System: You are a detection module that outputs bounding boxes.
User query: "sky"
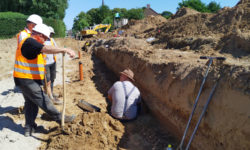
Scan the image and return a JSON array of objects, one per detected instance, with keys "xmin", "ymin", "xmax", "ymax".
[{"xmin": 63, "ymin": 0, "xmax": 240, "ymax": 30}]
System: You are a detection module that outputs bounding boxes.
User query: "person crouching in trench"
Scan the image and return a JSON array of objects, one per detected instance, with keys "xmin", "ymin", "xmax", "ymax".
[{"xmin": 107, "ymin": 68, "xmax": 141, "ymax": 122}]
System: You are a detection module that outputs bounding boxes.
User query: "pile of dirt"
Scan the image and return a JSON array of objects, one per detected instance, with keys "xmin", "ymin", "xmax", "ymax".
[
  {"xmin": 120, "ymin": 0, "xmax": 250, "ymax": 58},
  {"xmin": 171, "ymin": 7, "xmax": 200, "ymax": 19},
  {"xmin": 121, "ymin": 15, "xmax": 167, "ymax": 37},
  {"xmin": 46, "ymin": 112, "xmax": 124, "ymax": 150}
]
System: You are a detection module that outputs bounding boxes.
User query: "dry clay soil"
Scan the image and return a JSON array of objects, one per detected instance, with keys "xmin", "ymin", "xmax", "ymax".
[
  {"xmin": 0, "ymin": 38, "xmax": 177, "ymax": 150},
  {"xmin": 1, "ymin": 1, "xmax": 250, "ymax": 150}
]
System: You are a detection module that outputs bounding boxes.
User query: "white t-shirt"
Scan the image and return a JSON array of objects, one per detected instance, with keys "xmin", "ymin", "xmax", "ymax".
[
  {"xmin": 108, "ymin": 81, "xmax": 141, "ymax": 120},
  {"xmin": 18, "ymin": 28, "xmax": 31, "ymax": 43},
  {"xmin": 44, "ymin": 38, "xmax": 57, "ymax": 65}
]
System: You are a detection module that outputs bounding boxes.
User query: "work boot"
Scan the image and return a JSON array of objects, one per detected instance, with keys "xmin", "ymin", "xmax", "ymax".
[
  {"xmin": 24, "ymin": 126, "xmax": 32, "ymax": 137},
  {"xmin": 51, "ymin": 97, "xmax": 63, "ymax": 105},
  {"xmin": 31, "ymin": 123, "xmax": 47, "ymax": 134}
]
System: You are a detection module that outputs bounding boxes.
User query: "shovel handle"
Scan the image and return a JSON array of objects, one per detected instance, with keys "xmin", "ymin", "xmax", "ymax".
[
  {"xmin": 61, "ymin": 52, "xmax": 66, "ymax": 128},
  {"xmin": 200, "ymin": 56, "xmax": 226, "ymax": 60}
]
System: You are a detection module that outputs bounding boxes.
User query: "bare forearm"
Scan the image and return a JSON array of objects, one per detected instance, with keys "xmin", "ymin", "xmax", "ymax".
[
  {"xmin": 41, "ymin": 45, "xmax": 76, "ymax": 58},
  {"xmin": 41, "ymin": 45, "xmax": 66, "ymax": 54}
]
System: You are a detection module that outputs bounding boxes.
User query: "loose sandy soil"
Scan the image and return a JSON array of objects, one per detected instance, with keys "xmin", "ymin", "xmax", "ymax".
[{"xmin": 0, "ymin": 38, "xmax": 177, "ymax": 150}]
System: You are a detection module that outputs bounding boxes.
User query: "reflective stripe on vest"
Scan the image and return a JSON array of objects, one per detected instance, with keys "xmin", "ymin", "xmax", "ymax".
[{"xmin": 13, "ymin": 37, "xmax": 45, "ymax": 80}]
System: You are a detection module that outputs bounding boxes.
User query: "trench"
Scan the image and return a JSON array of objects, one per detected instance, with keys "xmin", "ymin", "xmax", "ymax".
[
  {"xmin": 90, "ymin": 54, "xmax": 178, "ymax": 149},
  {"xmin": 91, "ymin": 37, "xmax": 250, "ymax": 150},
  {"xmin": 44, "ymin": 37, "xmax": 250, "ymax": 150},
  {"xmin": 44, "ymin": 39, "xmax": 178, "ymax": 150}
]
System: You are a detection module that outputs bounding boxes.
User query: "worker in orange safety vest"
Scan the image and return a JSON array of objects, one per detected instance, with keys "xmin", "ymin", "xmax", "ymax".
[
  {"xmin": 16, "ymin": 14, "xmax": 43, "ymax": 45},
  {"xmin": 13, "ymin": 23, "xmax": 76, "ymax": 137}
]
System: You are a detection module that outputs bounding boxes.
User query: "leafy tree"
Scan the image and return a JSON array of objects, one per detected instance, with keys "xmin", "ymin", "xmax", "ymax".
[
  {"xmin": 112, "ymin": 8, "xmax": 128, "ymax": 18},
  {"xmin": 102, "ymin": 16, "xmax": 113, "ymax": 24},
  {"xmin": 126, "ymin": 8, "xmax": 144, "ymax": 20},
  {"xmin": 98, "ymin": 5, "xmax": 112, "ymax": 23},
  {"xmin": 178, "ymin": 0, "xmax": 221, "ymax": 13},
  {"xmin": 161, "ymin": 11, "xmax": 173, "ymax": 19},
  {"xmin": 72, "ymin": 12, "xmax": 90, "ymax": 34},
  {"xmin": 87, "ymin": 8, "xmax": 100, "ymax": 25},
  {"xmin": 178, "ymin": 0, "xmax": 206, "ymax": 12},
  {"xmin": 178, "ymin": 0, "xmax": 208, "ymax": 12},
  {"xmin": 73, "ymin": 6, "xmax": 144, "ymax": 33},
  {"xmin": 0, "ymin": 0, "xmax": 69, "ymax": 20},
  {"xmin": 207, "ymin": 1, "xmax": 221, "ymax": 13}
]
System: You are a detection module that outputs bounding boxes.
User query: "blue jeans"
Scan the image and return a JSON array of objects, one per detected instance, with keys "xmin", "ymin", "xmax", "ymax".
[
  {"xmin": 45, "ymin": 62, "xmax": 56, "ymax": 92},
  {"xmin": 17, "ymin": 79, "xmax": 61, "ymax": 127}
]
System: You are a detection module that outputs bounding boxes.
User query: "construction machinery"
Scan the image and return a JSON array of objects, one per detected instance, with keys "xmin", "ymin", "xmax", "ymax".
[{"xmin": 79, "ymin": 24, "xmax": 111, "ymax": 38}]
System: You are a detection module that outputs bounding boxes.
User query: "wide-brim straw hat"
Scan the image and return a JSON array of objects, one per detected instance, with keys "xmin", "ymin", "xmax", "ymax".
[{"xmin": 120, "ymin": 68, "xmax": 134, "ymax": 81}]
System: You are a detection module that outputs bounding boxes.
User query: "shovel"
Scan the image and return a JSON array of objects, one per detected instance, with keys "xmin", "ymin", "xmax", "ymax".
[
  {"xmin": 61, "ymin": 53, "xmax": 66, "ymax": 129},
  {"xmin": 77, "ymin": 99, "xmax": 101, "ymax": 112}
]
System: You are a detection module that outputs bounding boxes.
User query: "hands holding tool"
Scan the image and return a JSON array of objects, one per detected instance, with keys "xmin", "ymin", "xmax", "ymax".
[{"xmin": 63, "ymin": 48, "xmax": 75, "ymax": 58}]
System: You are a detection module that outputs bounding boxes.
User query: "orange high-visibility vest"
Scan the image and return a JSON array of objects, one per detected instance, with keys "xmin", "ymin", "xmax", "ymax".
[
  {"xmin": 50, "ymin": 38, "xmax": 56, "ymax": 61},
  {"xmin": 43, "ymin": 38, "xmax": 56, "ymax": 64},
  {"xmin": 13, "ymin": 37, "xmax": 45, "ymax": 80}
]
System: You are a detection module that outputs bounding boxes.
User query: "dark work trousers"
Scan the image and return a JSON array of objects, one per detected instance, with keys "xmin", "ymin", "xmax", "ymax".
[
  {"xmin": 45, "ymin": 62, "xmax": 56, "ymax": 93},
  {"xmin": 17, "ymin": 79, "xmax": 61, "ymax": 127}
]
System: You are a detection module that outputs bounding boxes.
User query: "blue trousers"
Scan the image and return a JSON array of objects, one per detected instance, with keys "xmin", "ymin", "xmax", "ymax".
[{"xmin": 45, "ymin": 62, "xmax": 56, "ymax": 92}]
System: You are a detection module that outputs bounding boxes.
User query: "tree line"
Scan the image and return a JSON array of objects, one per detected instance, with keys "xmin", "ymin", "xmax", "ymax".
[
  {"xmin": 0, "ymin": 0, "xmax": 68, "ymax": 20},
  {"xmin": 0, "ymin": 0, "xmax": 221, "ymax": 35},
  {"xmin": 73, "ymin": 0, "xmax": 221, "ymax": 34},
  {"xmin": 72, "ymin": 5, "xmax": 144, "ymax": 34},
  {"xmin": 178, "ymin": 0, "xmax": 221, "ymax": 13}
]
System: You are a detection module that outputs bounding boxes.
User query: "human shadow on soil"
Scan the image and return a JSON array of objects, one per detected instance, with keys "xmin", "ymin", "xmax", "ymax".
[
  {"xmin": 0, "ymin": 106, "xmax": 17, "ymax": 114},
  {"xmin": 0, "ymin": 115, "xmax": 58, "ymax": 141},
  {"xmin": 0, "ymin": 116, "xmax": 24, "ymax": 135},
  {"xmin": 90, "ymin": 54, "xmax": 178, "ymax": 149},
  {"xmin": 1, "ymin": 87, "xmax": 22, "ymax": 96}
]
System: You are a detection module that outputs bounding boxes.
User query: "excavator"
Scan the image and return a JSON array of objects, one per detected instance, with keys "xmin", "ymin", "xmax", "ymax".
[{"xmin": 80, "ymin": 24, "xmax": 111, "ymax": 38}]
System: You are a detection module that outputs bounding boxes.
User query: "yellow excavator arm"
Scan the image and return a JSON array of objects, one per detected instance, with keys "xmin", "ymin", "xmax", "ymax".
[
  {"xmin": 81, "ymin": 24, "xmax": 111, "ymax": 37},
  {"xmin": 104, "ymin": 24, "xmax": 111, "ymax": 33}
]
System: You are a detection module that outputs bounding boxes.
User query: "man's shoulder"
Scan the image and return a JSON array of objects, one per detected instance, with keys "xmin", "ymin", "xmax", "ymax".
[{"xmin": 113, "ymin": 81, "xmax": 122, "ymax": 86}]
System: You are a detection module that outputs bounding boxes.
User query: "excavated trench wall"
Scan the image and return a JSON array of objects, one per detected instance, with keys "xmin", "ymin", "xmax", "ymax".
[{"xmin": 93, "ymin": 38, "xmax": 250, "ymax": 150}]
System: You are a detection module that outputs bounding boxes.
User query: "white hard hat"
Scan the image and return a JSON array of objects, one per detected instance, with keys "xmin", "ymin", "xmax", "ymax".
[
  {"xmin": 27, "ymin": 14, "xmax": 43, "ymax": 25},
  {"xmin": 33, "ymin": 24, "xmax": 50, "ymax": 38},
  {"xmin": 48, "ymin": 26, "xmax": 55, "ymax": 34}
]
